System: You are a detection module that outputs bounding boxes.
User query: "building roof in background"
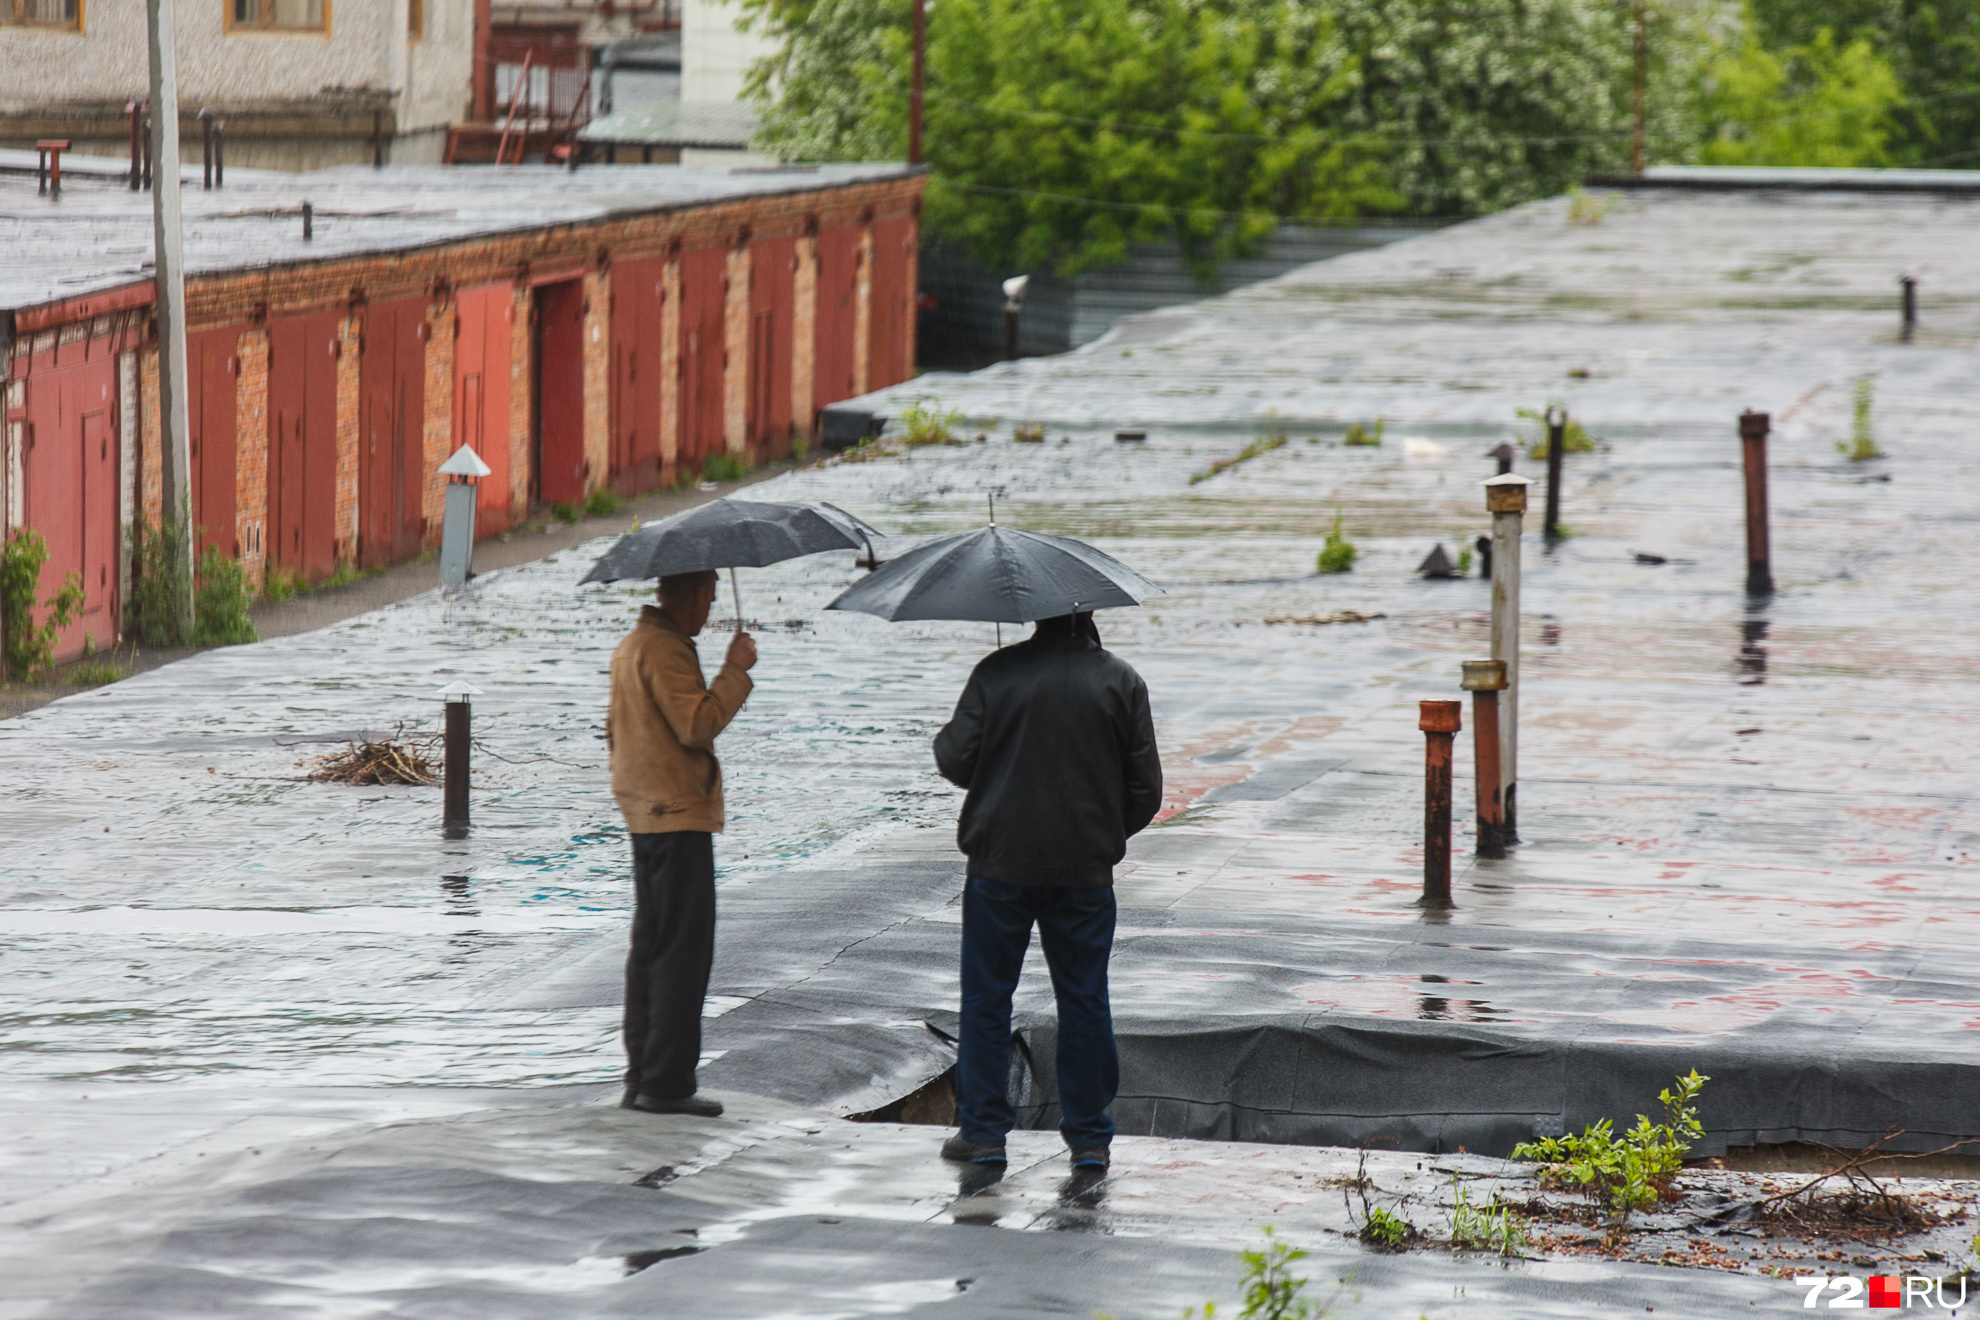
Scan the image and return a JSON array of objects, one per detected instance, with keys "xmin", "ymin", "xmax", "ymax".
[
  {"xmin": 1607, "ymin": 165, "xmax": 1980, "ymax": 194},
  {"xmin": 579, "ymin": 99, "xmax": 760, "ymax": 150},
  {"xmin": 0, "ymin": 153, "xmax": 913, "ymax": 316}
]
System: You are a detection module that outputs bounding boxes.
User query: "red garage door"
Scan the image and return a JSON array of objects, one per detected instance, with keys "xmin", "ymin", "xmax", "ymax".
[
  {"xmin": 16, "ymin": 330, "xmax": 120, "ymax": 660},
  {"xmin": 267, "ymin": 312, "xmax": 342, "ymax": 582}
]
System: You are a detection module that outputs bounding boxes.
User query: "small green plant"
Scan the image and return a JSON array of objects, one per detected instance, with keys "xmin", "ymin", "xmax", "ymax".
[
  {"xmin": 322, "ymin": 561, "xmax": 361, "ymax": 591},
  {"xmin": 1361, "ymin": 1206, "xmax": 1416, "ymax": 1249},
  {"xmin": 1171, "ymin": 1227, "xmax": 1331, "ymax": 1320},
  {"xmin": 2, "ymin": 527, "xmax": 85, "ymax": 680},
  {"xmin": 1456, "ymin": 544, "xmax": 1473, "ymax": 575},
  {"xmin": 193, "ymin": 546, "xmax": 259, "ymax": 645},
  {"xmin": 899, "ymin": 399, "xmax": 966, "ymax": 447},
  {"xmin": 1315, "ymin": 511, "xmax": 1357, "ymax": 574},
  {"xmin": 259, "ymin": 565, "xmax": 313, "ymax": 602},
  {"xmin": 1519, "ymin": 403, "xmax": 1597, "ymax": 459},
  {"xmin": 1191, "ymin": 432, "xmax": 1288, "ymax": 484},
  {"xmin": 1448, "ymin": 1176, "xmax": 1530, "ymax": 1256},
  {"xmin": 584, "ymin": 488, "xmax": 624, "ymax": 518},
  {"xmin": 790, "ymin": 431, "xmax": 809, "ymax": 460},
  {"xmin": 1566, "ymin": 185, "xmax": 1618, "ymax": 226},
  {"xmin": 1512, "ymin": 1070, "xmax": 1709, "ymax": 1224},
  {"xmin": 126, "ymin": 507, "xmax": 194, "ymax": 646},
  {"xmin": 549, "ymin": 502, "xmax": 582, "ymax": 525},
  {"xmin": 1838, "ymin": 377, "xmax": 1883, "ymax": 460},
  {"xmin": 1012, "ymin": 422, "xmax": 1045, "ymax": 443},
  {"xmin": 1342, "ymin": 419, "xmax": 1384, "ymax": 447},
  {"xmin": 67, "ymin": 657, "xmax": 127, "ymax": 686},
  {"xmin": 703, "ymin": 453, "xmax": 750, "ymax": 482}
]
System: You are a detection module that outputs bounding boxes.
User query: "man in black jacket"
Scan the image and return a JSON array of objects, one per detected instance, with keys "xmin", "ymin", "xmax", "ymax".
[{"xmin": 932, "ymin": 611, "xmax": 1163, "ymax": 1170}]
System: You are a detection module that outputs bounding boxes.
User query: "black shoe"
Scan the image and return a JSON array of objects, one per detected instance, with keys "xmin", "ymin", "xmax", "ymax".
[
  {"xmin": 1069, "ymin": 1146, "xmax": 1110, "ymax": 1170},
  {"xmin": 631, "ymin": 1092, "xmax": 724, "ymax": 1117},
  {"xmin": 940, "ymin": 1134, "xmax": 1008, "ymax": 1164}
]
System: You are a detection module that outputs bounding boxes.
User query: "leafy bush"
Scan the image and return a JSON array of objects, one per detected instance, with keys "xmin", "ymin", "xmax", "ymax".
[
  {"xmin": 2, "ymin": 528, "xmax": 85, "ymax": 680},
  {"xmin": 1342, "ymin": 419, "xmax": 1384, "ymax": 447},
  {"xmin": 899, "ymin": 399, "xmax": 966, "ymax": 446},
  {"xmin": 1838, "ymin": 377, "xmax": 1883, "ymax": 461},
  {"xmin": 127, "ymin": 509, "xmax": 193, "ymax": 647},
  {"xmin": 1700, "ymin": 26, "xmax": 1904, "ymax": 167},
  {"xmin": 1511, "ymin": 1070, "xmax": 1709, "ymax": 1223},
  {"xmin": 193, "ymin": 546, "xmax": 259, "ymax": 646},
  {"xmin": 1191, "ymin": 432, "xmax": 1288, "ymax": 484},
  {"xmin": 584, "ymin": 488, "xmax": 625, "ymax": 518},
  {"xmin": 1315, "ymin": 511, "xmax": 1357, "ymax": 574},
  {"xmin": 703, "ymin": 453, "xmax": 750, "ymax": 482}
]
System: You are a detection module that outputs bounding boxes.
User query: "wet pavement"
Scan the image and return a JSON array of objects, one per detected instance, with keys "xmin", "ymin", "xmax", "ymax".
[{"xmin": 4, "ymin": 184, "xmax": 1980, "ymax": 1315}]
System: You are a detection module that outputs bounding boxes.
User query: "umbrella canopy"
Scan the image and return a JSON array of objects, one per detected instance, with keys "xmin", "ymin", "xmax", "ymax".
[
  {"xmin": 825, "ymin": 526, "xmax": 1156, "ymax": 623},
  {"xmin": 580, "ymin": 498, "xmax": 876, "ymax": 584}
]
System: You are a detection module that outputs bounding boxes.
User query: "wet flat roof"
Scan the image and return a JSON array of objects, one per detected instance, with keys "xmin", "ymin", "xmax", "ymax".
[{"xmin": 0, "ymin": 152, "xmax": 918, "ymax": 317}]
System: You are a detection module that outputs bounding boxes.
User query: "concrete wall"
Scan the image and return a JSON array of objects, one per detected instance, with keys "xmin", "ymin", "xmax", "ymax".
[{"xmin": 0, "ymin": 0, "xmax": 473, "ymax": 136}]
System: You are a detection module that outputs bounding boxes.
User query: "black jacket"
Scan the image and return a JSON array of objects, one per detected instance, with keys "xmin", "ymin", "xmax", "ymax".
[{"xmin": 933, "ymin": 616, "xmax": 1163, "ymax": 887}]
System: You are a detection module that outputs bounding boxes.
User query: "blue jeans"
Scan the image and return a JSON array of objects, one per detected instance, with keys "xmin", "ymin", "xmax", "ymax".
[{"xmin": 956, "ymin": 877, "xmax": 1119, "ymax": 1148}]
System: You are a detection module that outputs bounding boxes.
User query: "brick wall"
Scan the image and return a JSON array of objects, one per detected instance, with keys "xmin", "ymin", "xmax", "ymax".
[
  {"xmin": 659, "ymin": 257, "xmax": 681, "ymax": 482},
  {"xmin": 581, "ymin": 269, "xmax": 610, "ymax": 497},
  {"xmin": 791, "ymin": 234, "xmax": 817, "ymax": 442},
  {"xmin": 421, "ymin": 298, "xmax": 455, "ymax": 544},
  {"xmin": 507, "ymin": 284, "xmax": 532, "ymax": 519},
  {"xmin": 853, "ymin": 225, "xmax": 874, "ymax": 397},
  {"xmin": 233, "ymin": 329, "xmax": 269, "ymax": 591},
  {"xmin": 723, "ymin": 244, "xmax": 751, "ymax": 457},
  {"xmin": 140, "ymin": 344, "xmax": 162, "ymax": 527},
  {"xmin": 901, "ymin": 215, "xmax": 920, "ymax": 384},
  {"xmin": 333, "ymin": 315, "xmax": 362, "ymax": 566}
]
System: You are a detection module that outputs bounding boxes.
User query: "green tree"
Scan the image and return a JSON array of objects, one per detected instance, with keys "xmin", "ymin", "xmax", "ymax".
[{"xmin": 1700, "ymin": 22, "xmax": 1906, "ymax": 166}]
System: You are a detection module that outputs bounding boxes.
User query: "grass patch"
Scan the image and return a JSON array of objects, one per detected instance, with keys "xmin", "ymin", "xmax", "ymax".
[
  {"xmin": 550, "ymin": 503, "xmax": 582, "ymax": 525},
  {"xmin": 703, "ymin": 453, "xmax": 749, "ymax": 482},
  {"xmin": 584, "ymin": 488, "xmax": 625, "ymax": 518},
  {"xmin": 1342, "ymin": 418, "xmax": 1384, "ymax": 447},
  {"xmin": 1012, "ymin": 423, "xmax": 1045, "ymax": 443},
  {"xmin": 899, "ymin": 400, "xmax": 966, "ymax": 447},
  {"xmin": 1315, "ymin": 511, "xmax": 1357, "ymax": 574},
  {"xmin": 1190, "ymin": 432, "xmax": 1288, "ymax": 484},
  {"xmin": 1449, "ymin": 1176, "xmax": 1531, "ymax": 1256},
  {"xmin": 260, "ymin": 565, "xmax": 313, "ymax": 602}
]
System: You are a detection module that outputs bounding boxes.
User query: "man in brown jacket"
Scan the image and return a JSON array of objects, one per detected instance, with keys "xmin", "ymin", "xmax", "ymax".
[{"xmin": 606, "ymin": 568, "xmax": 756, "ymax": 1117}]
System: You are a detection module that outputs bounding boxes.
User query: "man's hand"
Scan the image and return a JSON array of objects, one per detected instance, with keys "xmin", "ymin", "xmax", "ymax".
[{"xmin": 726, "ymin": 629, "xmax": 758, "ymax": 672}]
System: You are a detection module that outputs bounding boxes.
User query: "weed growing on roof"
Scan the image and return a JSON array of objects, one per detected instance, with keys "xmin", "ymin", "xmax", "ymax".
[
  {"xmin": 1315, "ymin": 511, "xmax": 1357, "ymax": 574},
  {"xmin": 899, "ymin": 400, "xmax": 966, "ymax": 446},
  {"xmin": 1566, "ymin": 186, "xmax": 1618, "ymax": 226},
  {"xmin": 2, "ymin": 528, "xmax": 83, "ymax": 680},
  {"xmin": 1190, "ymin": 432, "xmax": 1288, "ymax": 484},
  {"xmin": 585, "ymin": 488, "xmax": 625, "ymax": 518},
  {"xmin": 1342, "ymin": 419, "xmax": 1384, "ymax": 447},
  {"xmin": 1012, "ymin": 423, "xmax": 1045, "ymax": 443},
  {"xmin": 1839, "ymin": 378, "xmax": 1883, "ymax": 460},
  {"xmin": 1159, "ymin": 1227, "xmax": 1334, "ymax": 1319},
  {"xmin": 1519, "ymin": 403, "xmax": 1597, "ymax": 459},
  {"xmin": 1456, "ymin": 543, "xmax": 1473, "ymax": 575},
  {"xmin": 193, "ymin": 546, "xmax": 258, "ymax": 645},
  {"xmin": 1512, "ymin": 1070, "xmax": 1708, "ymax": 1224},
  {"xmin": 126, "ymin": 506, "xmax": 193, "ymax": 646},
  {"xmin": 703, "ymin": 453, "xmax": 750, "ymax": 482},
  {"xmin": 1448, "ymin": 1176, "xmax": 1531, "ymax": 1256}
]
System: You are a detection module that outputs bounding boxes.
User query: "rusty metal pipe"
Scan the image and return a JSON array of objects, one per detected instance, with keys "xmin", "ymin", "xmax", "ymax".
[
  {"xmin": 1419, "ymin": 700, "xmax": 1461, "ymax": 907},
  {"xmin": 1462, "ymin": 659, "xmax": 1507, "ymax": 859},
  {"xmin": 1900, "ymin": 274, "xmax": 1917, "ymax": 343},
  {"xmin": 1739, "ymin": 410, "xmax": 1772, "ymax": 596}
]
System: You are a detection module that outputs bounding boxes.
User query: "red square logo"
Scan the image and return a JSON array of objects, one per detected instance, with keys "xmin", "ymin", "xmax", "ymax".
[{"xmin": 1868, "ymin": 1276, "xmax": 1903, "ymax": 1308}]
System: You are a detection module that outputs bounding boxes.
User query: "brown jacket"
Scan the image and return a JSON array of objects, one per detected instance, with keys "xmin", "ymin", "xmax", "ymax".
[{"xmin": 606, "ymin": 606, "xmax": 753, "ymax": 834}]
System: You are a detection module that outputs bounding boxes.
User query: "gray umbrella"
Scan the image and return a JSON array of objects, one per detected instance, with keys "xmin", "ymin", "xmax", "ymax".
[
  {"xmin": 581, "ymin": 497, "xmax": 879, "ymax": 627},
  {"xmin": 824, "ymin": 525, "xmax": 1156, "ymax": 623}
]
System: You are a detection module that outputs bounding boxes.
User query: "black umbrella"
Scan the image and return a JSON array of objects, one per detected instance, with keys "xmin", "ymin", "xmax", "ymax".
[
  {"xmin": 824, "ymin": 525, "xmax": 1155, "ymax": 624},
  {"xmin": 582, "ymin": 497, "xmax": 879, "ymax": 628}
]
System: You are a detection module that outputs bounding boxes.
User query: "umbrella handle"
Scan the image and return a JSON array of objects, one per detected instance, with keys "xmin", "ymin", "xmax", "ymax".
[{"xmin": 730, "ymin": 567, "xmax": 744, "ymax": 634}]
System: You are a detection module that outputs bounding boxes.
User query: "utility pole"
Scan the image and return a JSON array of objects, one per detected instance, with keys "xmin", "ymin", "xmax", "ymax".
[
  {"xmin": 148, "ymin": 0, "xmax": 194, "ymax": 627},
  {"xmin": 1631, "ymin": 0, "xmax": 1648, "ymax": 176},
  {"xmin": 908, "ymin": 0, "xmax": 926, "ymax": 164}
]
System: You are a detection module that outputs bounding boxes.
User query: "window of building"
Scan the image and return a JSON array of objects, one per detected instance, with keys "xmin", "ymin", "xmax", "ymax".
[
  {"xmin": 407, "ymin": 0, "xmax": 421, "ymax": 39},
  {"xmin": 2, "ymin": 0, "xmax": 83, "ymax": 29},
  {"xmin": 230, "ymin": 0, "xmax": 325, "ymax": 32}
]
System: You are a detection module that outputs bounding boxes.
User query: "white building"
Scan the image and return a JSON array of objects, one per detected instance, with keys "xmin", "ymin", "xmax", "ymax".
[{"xmin": 0, "ymin": 0, "xmax": 474, "ymax": 167}]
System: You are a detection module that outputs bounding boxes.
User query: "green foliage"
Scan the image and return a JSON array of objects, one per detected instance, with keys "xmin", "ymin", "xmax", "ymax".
[
  {"xmin": 1448, "ymin": 1176, "xmax": 1531, "ymax": 1255},
  {"xmin": 1565, "ymin": 185, "xmax": 1618, "ymax": 226},
  {"xmin": 2, "ymin": 528, "xmax": 85, "ymax": 681},
  {"xmin": 1360, "ymin": 1205, "xmax": 1416, "ymax": 1249},
  {"xmin": 550, "ymin": 502, "xmax": 582, "ymax": 525},
  {"xmin": 1700, "ymin": 22, "xmax": 1905, "ymax": 167},
  {"xmin": 67, "ymin": 658, "xmax": 127, "ymax": 686},
  {"xmin": 1315, "ymin": 511, "xmax": 1357, "ymax": 574},
  {"xmin": 1519, "ymin": 403, "xmax": 1597, "ymax": 459},
  {"xmin": 703, "ymin": 453, "xmax": 751, "ymax": 482},
  {"xmin": 127, "ymin": 508, "xmax": 194, "ymax": 647},
  {"xmin": 584, "ymin": 488, "xmax": 625, "ymax": 518},
  {"xmin": 1012, "ymin": 423, "xmax": 1046, "ymax": 443},
  {"xmin": 1341, "ymin": 419, "xmax": 1384, "ymax": 447},
  {"xmin": 260, "ymin": 565, "xmax": 312, "ymax": 602},
  {"xmin": 790, "ymin": 430, "xmax": 809, "ymax": 460},
  {"xmin": 899, "ymin": 399, "xmax": 967, "ymax": 446},
  {"xmin": 1839, "ymin": 377, "xmax": 1883, "ymax": 460},
  {"xmin": 1456, "ymin": 543, "xmax": 1473, "ymax": 576},
  {"xmin": 193, "ymin": 546, "xmax": 259, "ymax": 646},
  {"xmin": 1171, "ymin": 1227, "xmax": 1329, "ymax": 1320},
  {"xmin": 1512, "ymin": 1070, "xmax": 1709, "ymax": 1224},
  {"xmin": 1191, "ymin": 432, "xmax": 1288, "ymax": 484}
]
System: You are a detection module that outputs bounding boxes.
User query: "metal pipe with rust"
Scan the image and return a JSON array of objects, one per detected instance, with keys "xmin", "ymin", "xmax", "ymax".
[
  {"xmin": 1461, "ymin": 659, "xmax": 1507, "ymax": 859},
  {"xmin": 1420, "ymin": 699, "xmax": 1462, "ymax": 908},
  {"xmin": 1739, "ymin": 410, "xmax": 1772, "ymax": 596}
]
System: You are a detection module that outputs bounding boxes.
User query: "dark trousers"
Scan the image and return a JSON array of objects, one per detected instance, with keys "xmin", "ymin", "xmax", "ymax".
[
  {"xmin": 624, "ymin": 831, "xmax": 716, "ymax": 1100},
  {"xmin": 955, "ymin": 876, "xmax": 1119, "ymax": 1148}
]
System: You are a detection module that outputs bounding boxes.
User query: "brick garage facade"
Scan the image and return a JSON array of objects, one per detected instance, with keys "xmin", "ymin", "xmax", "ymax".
[{"xmin": 7, "ymin": 170, "xmax": 923, "ymax": 661}]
